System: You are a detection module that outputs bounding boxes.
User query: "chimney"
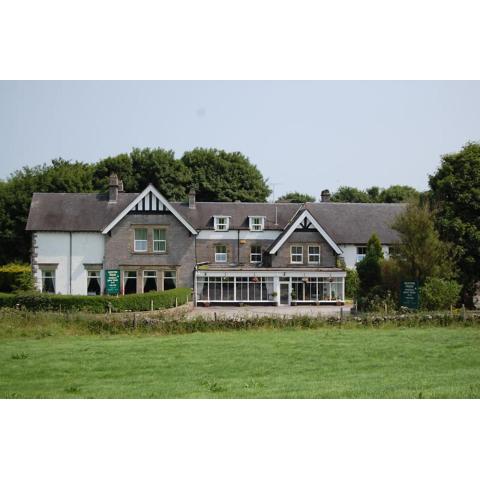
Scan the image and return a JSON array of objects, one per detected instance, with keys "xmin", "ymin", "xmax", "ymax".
[
  {"xmin": 109, "ymin": 173, "xmax": 119, "ymax": 203},
  {"xmin": 188, "ymin": 188, "xmax": 196, "ymax": 209},
  {"xmin": 321, "ymin": 189, "xmax": 331, "ymax": 202},
  {"xmin": 118, "ymin": 180, "xmax": 124, "ymax": 193}
]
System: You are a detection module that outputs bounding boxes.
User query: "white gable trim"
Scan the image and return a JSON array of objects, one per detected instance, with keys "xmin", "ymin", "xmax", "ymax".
[
  {"xmin": 269, "ymin": 210, "xmax": 342, "ymax": 255},
  {"xmin": 102, "ymin": 185, "xmax": 197, "ymax": 235}
]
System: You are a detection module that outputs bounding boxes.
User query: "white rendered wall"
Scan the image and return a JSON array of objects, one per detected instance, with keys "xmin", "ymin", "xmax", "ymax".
[
  {"xmin": 339, "ymin": 244, "xmax": 391, "ymax": 269},
  {"xmin": 35, "ymin": 232, "xmax": 104, "ymax": 295}
]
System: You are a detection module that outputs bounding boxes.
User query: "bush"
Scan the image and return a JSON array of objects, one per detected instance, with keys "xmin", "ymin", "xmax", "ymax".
[
  {"xmin": 0, "ymin": 288, "xmax": 191, "ymax": 313},
  {"xmin": 420, "ymin": 277, "xmax": 461, "ymax": 310},
  {"xmin": 0, "ymin": 263, "xmax": 33, "ymax": 292},
  {"xmin": 345, "ymin": 269, "xmax": 359, "ymax": 299}
]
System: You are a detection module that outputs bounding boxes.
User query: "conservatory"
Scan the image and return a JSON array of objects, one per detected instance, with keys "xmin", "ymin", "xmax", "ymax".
[{"xmin": 194, "ymin": 270, "xmax": 345, "ymax": 306}]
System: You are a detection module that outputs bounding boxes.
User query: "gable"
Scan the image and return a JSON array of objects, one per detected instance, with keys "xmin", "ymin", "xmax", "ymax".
[
  {"xmin": 268, "ymin": 210, "xmax": 342, "ymax": 255},
  {"xmin": 102, "ymin": 184, "xmax": 197, "ymax": 235}
]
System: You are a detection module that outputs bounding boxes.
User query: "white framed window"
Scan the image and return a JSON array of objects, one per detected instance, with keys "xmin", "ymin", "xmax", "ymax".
[
  {"xmin": 153, "ymin": 228, "xmax": 166, "ymax": 253},
  {"xmin": 250, "ymin": 245, "xmax": 262, "ymax": 263},
  {"xmin": 124, "ymin": 271, "xmax": 137, "ymax": 295},
  {"xmin": 134, "ymin": 228, "xmax": 148, "ymax": 252},
  {"xmin": 308, "ymin": 245, "xmax": 320, "ymax": 264},
  {"xmin": 249, "ymin": 216, "xmax": 265, "ymax": 231},
  {"xmin": 41, "ymin": 269, "xmax": 56, "ymax": 293},
  {"xmin": 214, "ymin": 216, "xmax": 230, "ymax": 231},
  {"xmin": 290, "ymin": 245, "xmax": 303, "ymax": 264},
  {"xmin": 356, "ymin": 246, "xmax": 367, "ymax": 263},
  {"xmin": 163, "ymin": 271, "xmax": 176, "ymax": 290},
  {"xmin": 143, "ymin": 270, "xmax": 157, "ymax": 293},
  {"xmin": 87, "ymin": 270, "xmax": 101, "ymax": 296},
  {"xmin": 215, "ymin": 245, "xmax": 227, "ymax": 263}
]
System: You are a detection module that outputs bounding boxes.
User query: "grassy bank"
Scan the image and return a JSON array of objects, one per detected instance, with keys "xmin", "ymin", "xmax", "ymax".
[{"xmin": 1, "ymin": 325, "xmax": 480, "ymax": 398}]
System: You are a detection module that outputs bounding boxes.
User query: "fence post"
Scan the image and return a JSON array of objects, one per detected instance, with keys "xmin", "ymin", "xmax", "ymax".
[
  {"xmin": 175, "ymin": 297, "xmax": 178, "ymax": 308},
  {"xmin": 340, "ymin": 307, "xmax": 343, "ymax": 321},
  {"xmin": 150, "ymin": 299, "xmax": 154, "ymax": 312}
]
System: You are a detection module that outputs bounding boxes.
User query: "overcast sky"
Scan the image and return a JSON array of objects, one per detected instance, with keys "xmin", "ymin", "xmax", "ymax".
[{"xmin": 1, "ymin": 81, "xmax": 479, "ymax": 199}]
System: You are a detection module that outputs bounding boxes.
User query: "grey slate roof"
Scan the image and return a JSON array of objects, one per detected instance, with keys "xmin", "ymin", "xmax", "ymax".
[
  {"xmin": 26, "ymin": 192, "xmax": 137, "ymax": 231},
  {"xmin": 26, "ymin": 191, "xmax": 406, "ymax": 244},
  {"xmin": 305, "ymin": 202, "xmax": 405, "ymax": 244}
]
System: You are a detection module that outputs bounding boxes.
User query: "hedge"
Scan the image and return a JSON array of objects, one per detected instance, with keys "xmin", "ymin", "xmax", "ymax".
[
  {"xmin": 0, "ymin": 263, "xmax": 33, "ymax": 293},
  {"xmin": 0, "ymin": 288, "xmax": 191, "ymax": 313}
]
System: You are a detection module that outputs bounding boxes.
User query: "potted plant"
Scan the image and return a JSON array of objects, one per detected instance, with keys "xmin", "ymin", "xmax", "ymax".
[
  {"xmin": 271, "ymin": 291, "xmax": 278, "ymax": 304},
  {"xmin": 291, "ymin": 290, "xmax": 297, "ymax": 306}
]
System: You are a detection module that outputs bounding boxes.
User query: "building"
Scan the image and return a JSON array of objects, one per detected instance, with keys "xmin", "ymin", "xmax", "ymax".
[{"xmin": 26, "ymin": 174, "xmax": 405, "ymax": 305}]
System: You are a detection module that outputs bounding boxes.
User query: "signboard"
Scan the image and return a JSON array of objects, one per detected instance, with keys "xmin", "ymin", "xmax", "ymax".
[
  {"xmin": 400, "ymin": 280, "xmax": 419, "ymax": 309},
  {"xmin": 105, "ymin": 269, "xmax": 121, "ymax": 295}
]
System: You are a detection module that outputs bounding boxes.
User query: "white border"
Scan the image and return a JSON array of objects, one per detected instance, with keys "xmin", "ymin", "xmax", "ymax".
[
  {"xmin": 102, "ymin": 184, "xmax": 197, "ymax": 235},
  {"xmin": 269, "ymin": 210, "xmax": 343, "ymax": 255}
]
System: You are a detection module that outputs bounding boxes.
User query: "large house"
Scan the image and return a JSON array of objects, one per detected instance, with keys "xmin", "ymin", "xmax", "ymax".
[{"xmin": 26, "ymin": 174, "xmax": 405, "ymax": 306}]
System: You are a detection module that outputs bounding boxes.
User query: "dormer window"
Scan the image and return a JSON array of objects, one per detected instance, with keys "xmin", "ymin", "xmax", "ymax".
[
  {"xmin": 214, "ymin": 216, "xmax": 230, "ymax": 231},
  {"xmin": 249, "ymin": 216, "xmax": 265, "ymax": 232}
]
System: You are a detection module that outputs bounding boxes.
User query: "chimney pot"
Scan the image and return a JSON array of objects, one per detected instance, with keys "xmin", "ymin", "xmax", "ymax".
[
  {"xmin": 321, "ymin": 189, "xmax": 331, "ymax": 202},
  {"xmin": 188, "ymin": 188, "xmax": 196, "ymax": 209}
]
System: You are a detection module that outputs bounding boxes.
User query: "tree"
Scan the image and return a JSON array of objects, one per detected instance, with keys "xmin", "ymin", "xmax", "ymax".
[
  {"xmin": 331, "ymin": 186, "xmax": 371, "ymax": 203},
  {"xmin": 276, "ymin": 191, "xmax": 315, "ymax": 203},
  {"xmin": 130, "ymin": 148, "xmax": 192, "ymax": 200},
  {"xmin": 357, "ymin": 233, "xmax": 384, "ymax": 295},
  {"xmin": 92, "ymin": 153, "xmax": 135, "ymax": 192},
  {"xmin": 429, "ymin": 142, "xmax": 480, "ymax": 303},
  {"xmin": 180, "ymin": 148, "xmax": 271, "ymax": 202},
  {"xmin": 331, "ymin": 185, "xmax": 420, "ymax": 203},
  {"xmin": 379, "ymin": 185, "xmax": 419, "ymax": 203},
  {"xmin": 0, "ymin": 159, "xmax": 95, "ymax": 264},
  {"xmin": 391, "ymin": 202, "xmax": 456, "ymax": 285}
]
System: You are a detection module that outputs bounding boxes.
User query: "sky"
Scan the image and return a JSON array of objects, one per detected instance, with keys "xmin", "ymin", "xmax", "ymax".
[{"xmin": 1, "ymin": 81, "xmax": 479, "ymax": 199}]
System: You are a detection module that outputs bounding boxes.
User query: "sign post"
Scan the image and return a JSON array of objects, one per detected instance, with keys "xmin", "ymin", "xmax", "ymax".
[
  {"xmin": 105, "ymin": 269, "xmax": 121, "ymax": 295},
  {"xmin": 400, "ymin": 280, "xmax": 419, "ymax": 309}
]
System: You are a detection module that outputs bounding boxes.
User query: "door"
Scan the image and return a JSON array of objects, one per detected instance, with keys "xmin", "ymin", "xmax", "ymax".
[{"xmin": 280, "ymin": 283, "xmax": 289, "ymax": 305}]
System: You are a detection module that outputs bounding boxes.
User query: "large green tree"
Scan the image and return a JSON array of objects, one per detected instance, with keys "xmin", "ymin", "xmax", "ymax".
[
  {"xmin": 429, "ymin": 142, "xmax": 480, "ymax": 301},
  {"xmin": 181, "ymin": 148, "xmax": 271, "ymax": 202},
  {"xmin": 0, "ymin": 159, "xmax": 95, "ymax": 264},
  {"xmin": 390, "ymin": 202, "xmax": 456, "ymax": 285},
  {"xmin": 276, "ymin": 191, "xmax": 315, "ymax": 203}
]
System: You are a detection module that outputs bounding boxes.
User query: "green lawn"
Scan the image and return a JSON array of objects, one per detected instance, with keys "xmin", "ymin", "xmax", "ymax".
[{"xmin": 1, "ymin": 328, "xmax": 480, "ymax": 398}]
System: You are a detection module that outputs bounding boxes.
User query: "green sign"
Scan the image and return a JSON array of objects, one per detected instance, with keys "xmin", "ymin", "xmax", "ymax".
[
  {"xmin": 400, "ymin": 280, "xmax": 419, "ymax": 309},
  {"xmin": 105, "ymin": 269, "xmax": 120, "ymax": 295}
]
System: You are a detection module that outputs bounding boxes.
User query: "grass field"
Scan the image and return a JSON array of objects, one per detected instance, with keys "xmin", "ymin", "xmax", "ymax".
[{"xmin": 2, "ymin": 327, "xmax": 480, "ymax": 398}]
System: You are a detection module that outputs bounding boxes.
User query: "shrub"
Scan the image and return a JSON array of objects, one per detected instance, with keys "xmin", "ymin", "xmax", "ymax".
[
  {"xmin": 420, "ymin": 277, "xmax": 462, "ymax": 310},
  {"xmin": 345, "ymin": 269, "xmax": 359, "ymax": 299},
  {"xmin": 0, "ymin": 263, "xmax": 33, "ymax": 292},
  {"xmin": 0, "ymin": 288, "xmax": 191, "ymax": 313}
]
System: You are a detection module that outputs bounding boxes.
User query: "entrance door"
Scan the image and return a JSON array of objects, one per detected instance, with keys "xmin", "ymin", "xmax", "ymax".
[{"xmin": 280, "ymin": 283, "xmax": 289, "ymax": 305}]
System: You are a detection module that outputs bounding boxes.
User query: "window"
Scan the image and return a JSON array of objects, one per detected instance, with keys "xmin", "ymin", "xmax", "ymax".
[
  {"xmin": 134, "ymin": 228, "xmax": 148, "ymax": 252},
  {"xmin": 153, "ymin": 229, "xmax": 166, "ymax": 253},
  {"xmin": 41, "ymin": 270, "xmax": 55, "ymax": 293},
  {"xmin": 124, "ymin": 271, "xmax": 137, "ymax": 295},
  {"xmin": 250, "ymin": 245, "xmax": 262, "ymax": 263},
  {"xmin": 356, "ymin": 246, "xmax": 367, "ymax": 263},
  {"xmin": 290, "ymin": 245, "xmax": 303, "ymax": 264},
  {"xmin": 163, "ymin": 271, "xmax": 176, "ymax": 290},
  {"xmin": 87, "ymin": 270, "xmax": 101, "ymax": 296},
  {"xmin": 214, "ymin": 216, "xmax": 229, "ymax": 231},
  {"xmin": 215, "ymin": 245, "xmax": 227, "ymax": 263},
  {"xmin": 196, "ymin": 276, "xmax": 274, "ymax": 302},
  {"xmin": 249, "ymin": 216, "xmax": 265, "ymax": 231},
  {"xmin": 308, "ymin": 246, "xmax": 320, "ymax": 264},
  {"xmin": 143, "ymin": 271, "xmax": 157, "ymax": 293}
]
